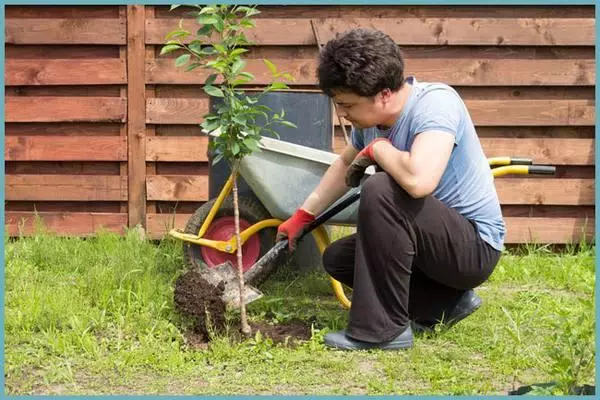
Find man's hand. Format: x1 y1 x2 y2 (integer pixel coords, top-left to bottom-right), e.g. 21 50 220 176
276 208 316 251
345 138 391 187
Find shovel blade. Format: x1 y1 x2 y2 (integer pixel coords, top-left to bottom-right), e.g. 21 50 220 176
202 261 264 308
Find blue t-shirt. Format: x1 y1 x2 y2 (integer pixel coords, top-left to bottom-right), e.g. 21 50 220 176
351 77 505 251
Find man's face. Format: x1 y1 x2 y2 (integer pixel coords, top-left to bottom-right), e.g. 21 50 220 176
332 90 385 129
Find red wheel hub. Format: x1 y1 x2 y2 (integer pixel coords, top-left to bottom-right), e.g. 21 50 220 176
200 216 261 272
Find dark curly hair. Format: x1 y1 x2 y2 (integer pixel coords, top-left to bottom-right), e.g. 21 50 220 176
317 28 405 97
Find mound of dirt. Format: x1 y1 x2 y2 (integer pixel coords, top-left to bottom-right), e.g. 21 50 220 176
174 270 227 340
174 270 313 346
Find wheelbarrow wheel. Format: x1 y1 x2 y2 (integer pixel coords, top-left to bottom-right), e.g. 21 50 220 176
183 195 286 287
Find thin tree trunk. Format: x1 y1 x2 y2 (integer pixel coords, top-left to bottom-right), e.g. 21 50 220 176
231 160 251 337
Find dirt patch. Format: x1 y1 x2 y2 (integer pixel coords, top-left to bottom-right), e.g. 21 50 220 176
175 270 312 346
183 320 312 350
174 270 227 340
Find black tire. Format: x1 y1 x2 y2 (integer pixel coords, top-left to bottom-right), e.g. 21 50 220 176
182 195 283 287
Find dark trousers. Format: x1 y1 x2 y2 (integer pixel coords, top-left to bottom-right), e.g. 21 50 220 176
322 172 501 343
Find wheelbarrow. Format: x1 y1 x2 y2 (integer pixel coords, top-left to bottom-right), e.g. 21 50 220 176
169 134 556 308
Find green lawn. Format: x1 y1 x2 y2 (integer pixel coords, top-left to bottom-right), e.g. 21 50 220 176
4 228 595 395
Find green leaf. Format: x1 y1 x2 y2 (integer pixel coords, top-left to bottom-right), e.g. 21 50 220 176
200 119 220 132
231 142 240 156
243 137 260 151
196 25 213 37
263 59 277 75
213 17 225 33
199 5 217 14
185 62 203 72
283 73 296 82
269 82 288 90
231 59 246 76
230 48 248 57
175 54 191 67
201 46 217 55
205 74 218 86
213 44 226 53
196 15 218 25
239 19 255 28
279 120 298 129
232 114 247 125
159 44 181 55
203 85 224 97
212 153 224 165
239 71 255 81
166 29 190 40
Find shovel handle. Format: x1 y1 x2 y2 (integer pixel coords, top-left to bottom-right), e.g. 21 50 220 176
302 188 361 238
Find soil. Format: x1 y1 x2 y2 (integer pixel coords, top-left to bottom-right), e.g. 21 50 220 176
174 269 312 346
174 270 227 340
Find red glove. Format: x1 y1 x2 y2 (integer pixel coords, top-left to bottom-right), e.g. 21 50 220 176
276 208 315 251
345 138 390 187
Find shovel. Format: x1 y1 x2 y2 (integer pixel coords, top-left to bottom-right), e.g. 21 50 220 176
203 188 362 307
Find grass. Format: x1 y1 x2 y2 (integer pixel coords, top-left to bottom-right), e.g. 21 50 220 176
4 226 596 395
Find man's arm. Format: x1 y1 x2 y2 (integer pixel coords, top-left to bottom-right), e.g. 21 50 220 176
300 143 359 216
371 130 455 198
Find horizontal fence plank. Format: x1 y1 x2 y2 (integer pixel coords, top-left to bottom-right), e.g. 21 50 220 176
146 98 208 124
333 136 595 165
146 136 209 162
5 18 126 44
145 213 593 244
146 175 209 201
482 138 594 165
144 174 592 206
148 58 595 86
6 97 127 122
5 59 127 85
5 136 127 161
6 175 128 201
504 217 594 244
6 211 127 236
146 17 594 46
148 98 594 126
152 135 594 166
495 178 594 205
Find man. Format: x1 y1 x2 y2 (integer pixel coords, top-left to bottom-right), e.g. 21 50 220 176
276 28 505 350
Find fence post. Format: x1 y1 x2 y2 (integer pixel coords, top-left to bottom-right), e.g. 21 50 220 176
127 5 147 229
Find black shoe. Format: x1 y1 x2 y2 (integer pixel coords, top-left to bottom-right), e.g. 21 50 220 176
324 326 413 351
411 290 482 334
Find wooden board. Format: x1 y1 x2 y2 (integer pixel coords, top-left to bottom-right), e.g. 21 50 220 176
145 213 593 244
146 136 209 162
146 175 209 201
147 58 595 86
5 136 127 161
148 98 594 126
145 17 595 46
495 178 594 205
6 211 127 236
5 97 127 122
6 175 128 201
127 4 147 228
144 174 592 206
504 217 594 243
5 18 126 44
481 138 594 165
5 59 127 85
146 98 208 124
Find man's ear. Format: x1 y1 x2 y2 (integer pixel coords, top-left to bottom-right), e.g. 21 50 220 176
378 88 393 104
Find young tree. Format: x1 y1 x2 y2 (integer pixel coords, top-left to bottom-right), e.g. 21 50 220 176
161 4 296 336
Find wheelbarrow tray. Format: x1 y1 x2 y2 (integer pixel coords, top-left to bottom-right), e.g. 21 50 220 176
209 131 363 224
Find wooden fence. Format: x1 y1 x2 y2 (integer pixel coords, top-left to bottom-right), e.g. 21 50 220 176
4 4 596 244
